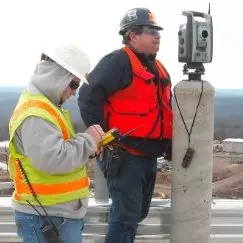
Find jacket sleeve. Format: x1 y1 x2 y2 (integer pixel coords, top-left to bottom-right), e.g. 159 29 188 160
78 51 131 130
14 117 97 174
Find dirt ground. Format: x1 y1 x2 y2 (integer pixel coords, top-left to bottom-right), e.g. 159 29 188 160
2 152 243 199
153 154 243 199
212 153 243 198
86 152 243 199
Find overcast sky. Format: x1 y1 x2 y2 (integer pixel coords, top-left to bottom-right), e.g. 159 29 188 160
0 0 242 88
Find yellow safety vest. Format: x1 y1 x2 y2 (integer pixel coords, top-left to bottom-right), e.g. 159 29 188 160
8 91 90 206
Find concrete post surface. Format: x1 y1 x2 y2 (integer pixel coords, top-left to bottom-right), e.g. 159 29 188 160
171 80 214 243
94 159 109 203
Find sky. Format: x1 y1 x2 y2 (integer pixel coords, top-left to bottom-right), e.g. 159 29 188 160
0 0 242 89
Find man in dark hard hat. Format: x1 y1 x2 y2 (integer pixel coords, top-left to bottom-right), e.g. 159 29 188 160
78 8 172 243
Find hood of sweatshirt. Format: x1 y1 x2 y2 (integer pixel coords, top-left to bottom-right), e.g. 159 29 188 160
27 61 74 105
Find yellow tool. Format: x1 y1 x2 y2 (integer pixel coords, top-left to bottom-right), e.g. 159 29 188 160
98 128 121 148
89 126 143 158
98 126 143 148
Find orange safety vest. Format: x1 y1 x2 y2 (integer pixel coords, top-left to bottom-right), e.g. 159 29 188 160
104 46 173 141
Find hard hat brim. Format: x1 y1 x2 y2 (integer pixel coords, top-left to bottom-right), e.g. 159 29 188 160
45 52 89 85
78 74 89 85
119 23 163 35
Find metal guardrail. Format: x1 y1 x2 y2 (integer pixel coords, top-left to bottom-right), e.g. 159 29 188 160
1 198 243 242
1 142 243 242
0 182 13 191
0 141 9 155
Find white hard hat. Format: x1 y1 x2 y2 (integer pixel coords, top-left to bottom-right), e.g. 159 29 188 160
43 44 90 84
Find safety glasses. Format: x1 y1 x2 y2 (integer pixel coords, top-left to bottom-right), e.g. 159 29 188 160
69 80 80 90
142 26 160 36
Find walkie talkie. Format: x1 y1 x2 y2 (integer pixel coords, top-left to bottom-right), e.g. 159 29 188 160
182 147 195 168
41 222 64 243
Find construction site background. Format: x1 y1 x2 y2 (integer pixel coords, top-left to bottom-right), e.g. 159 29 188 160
2 140 243 199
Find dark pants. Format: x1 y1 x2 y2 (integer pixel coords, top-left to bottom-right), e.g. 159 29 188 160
100 150 157 243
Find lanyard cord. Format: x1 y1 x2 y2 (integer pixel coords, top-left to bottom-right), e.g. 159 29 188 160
17 159 59 232
173 81 204 146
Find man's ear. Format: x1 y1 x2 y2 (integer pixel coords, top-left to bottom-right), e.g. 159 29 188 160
129 32 138 42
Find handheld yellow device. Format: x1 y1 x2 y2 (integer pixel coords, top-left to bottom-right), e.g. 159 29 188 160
98 128 121 148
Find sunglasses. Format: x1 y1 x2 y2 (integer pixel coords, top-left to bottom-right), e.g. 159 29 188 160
141 26 160 36
69 80 80 90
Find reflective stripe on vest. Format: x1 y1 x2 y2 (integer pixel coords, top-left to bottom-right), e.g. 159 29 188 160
11 99 69 140
104 47 172 139
13 158 89 195
9 92 90 206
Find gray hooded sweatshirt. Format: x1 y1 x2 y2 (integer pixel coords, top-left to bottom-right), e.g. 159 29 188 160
12 61 97 219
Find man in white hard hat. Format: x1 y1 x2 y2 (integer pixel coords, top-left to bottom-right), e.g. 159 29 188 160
8 44 104 243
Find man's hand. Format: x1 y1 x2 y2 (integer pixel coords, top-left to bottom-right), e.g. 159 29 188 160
86 124 105 156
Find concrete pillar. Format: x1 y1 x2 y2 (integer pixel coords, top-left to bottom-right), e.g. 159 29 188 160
94 158 109 203
0 141 9 154
171 80 214 243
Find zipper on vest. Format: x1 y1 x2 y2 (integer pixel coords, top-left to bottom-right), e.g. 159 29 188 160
145 83 163 139
105 112 111 131
145 108 161 138
157 82 164 139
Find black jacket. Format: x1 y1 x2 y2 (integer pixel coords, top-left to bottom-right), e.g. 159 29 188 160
78 48 172 158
